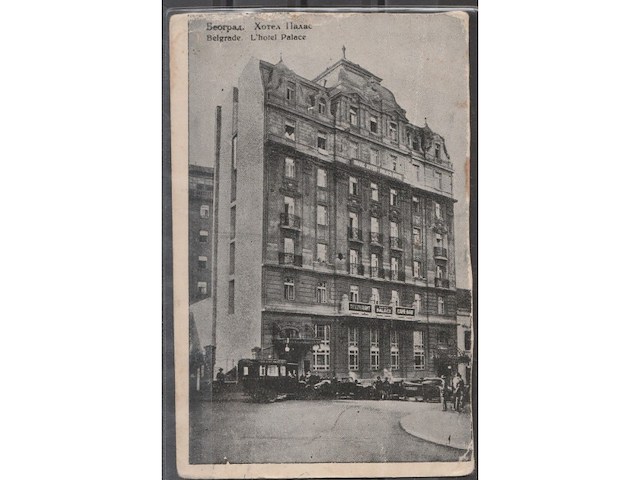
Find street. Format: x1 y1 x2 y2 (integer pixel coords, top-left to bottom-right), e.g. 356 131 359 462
189 398 471 464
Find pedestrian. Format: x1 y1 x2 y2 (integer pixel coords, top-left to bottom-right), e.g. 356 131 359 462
216 368 226 388
374 376 383 400
440 374 448 411
382 377 390 400
452 372 465 411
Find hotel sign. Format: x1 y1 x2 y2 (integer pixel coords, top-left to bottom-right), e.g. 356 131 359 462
374 305 393 315
347 302 415 319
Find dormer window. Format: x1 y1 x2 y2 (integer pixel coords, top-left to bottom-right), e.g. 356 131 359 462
370 116 378 133
434 143 441 159
412 135 419 151
349 106 358 126
389 121 398 141
286 82 295 102
318 98 326 114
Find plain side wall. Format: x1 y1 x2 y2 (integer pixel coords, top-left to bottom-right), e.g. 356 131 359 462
215 58 265 371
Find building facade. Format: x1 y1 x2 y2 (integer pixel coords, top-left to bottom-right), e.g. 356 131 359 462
214 55 459 379
188 165 215 393
456 289 473 385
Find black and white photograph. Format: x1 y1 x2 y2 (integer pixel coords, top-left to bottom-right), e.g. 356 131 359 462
170 10 474 478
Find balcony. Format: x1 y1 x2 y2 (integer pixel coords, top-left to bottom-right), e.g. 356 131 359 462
390 270 406 282
434 246 448 260
280 213 301 230
279 252 302 267
370 266 385 279
347 227 363 242
434 277 450 289
370 231 383 244
348 263 365 276
389 236 403 250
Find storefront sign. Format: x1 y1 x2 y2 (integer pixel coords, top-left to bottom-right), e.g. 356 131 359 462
395 307 415 317
374 305 393 315
349 302 372 313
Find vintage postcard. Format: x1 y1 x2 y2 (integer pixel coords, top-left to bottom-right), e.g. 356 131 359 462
169 9 474 478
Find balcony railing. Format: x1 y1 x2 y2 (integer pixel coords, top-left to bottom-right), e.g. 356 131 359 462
347 227 363 242
370 266 385 279
370 231 383 244
280 213 301 229
390 236 403 250
434 246 448 259
390 270 406 282
435 277 450 288
348 263 365 276
279 252 302 266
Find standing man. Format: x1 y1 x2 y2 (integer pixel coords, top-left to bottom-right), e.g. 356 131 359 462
440 374 449 411
452 372 465 411
216 368 226 388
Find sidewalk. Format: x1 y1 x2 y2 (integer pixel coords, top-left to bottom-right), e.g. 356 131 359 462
399 403 473 451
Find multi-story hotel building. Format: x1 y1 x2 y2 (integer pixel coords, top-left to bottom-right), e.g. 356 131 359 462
188 165 215 393
213 54 459 379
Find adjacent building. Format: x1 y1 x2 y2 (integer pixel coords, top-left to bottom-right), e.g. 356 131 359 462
188 165 215 394
213 53 460 379
456 288 473 385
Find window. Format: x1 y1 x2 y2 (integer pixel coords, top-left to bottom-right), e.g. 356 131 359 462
370 287 380 305
436 265 445 279
349 285 359 303
391 257 399 280
390 330 400 370
370 116 378 133
371 182 379 201
434 201 442 219
317 132 327 151
197 282 207 295
435 234 443 247
349 249 360 275
314 325 330 370
464 330 472 351
414 293 422 313
371 216 379 234
316 243 327 263
229 243 235 274
284 237 295 255
228 280 234 313
390 188 398 206
349 176 358 196
284 277 295 300
284 196 295 216
198 256 207 269
285 157 295 178
435 171 443 190
316 282 327 303
390 221 398 238
317 205 327 226
286 82 295 102
413 331 425 370
348 327 359 370
412 196 420 211
370 328 380 370
349 212 359 230
434 143 441 159
411 135 419 151
413 260 421 278
389 121 398 141
231 135 238 170
371 148 379 166
371 253 379 276
259 365 266 376
230 206 236 238
200 205 210 218
284 121 295 140
349 106 358 126
199 230 209 243
437 296 445 314
392 159 397 171
318 98 326 114
317 168 327 188
413 227 421 245
348 140 358 159
414 164 420 182
391 290 399 306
